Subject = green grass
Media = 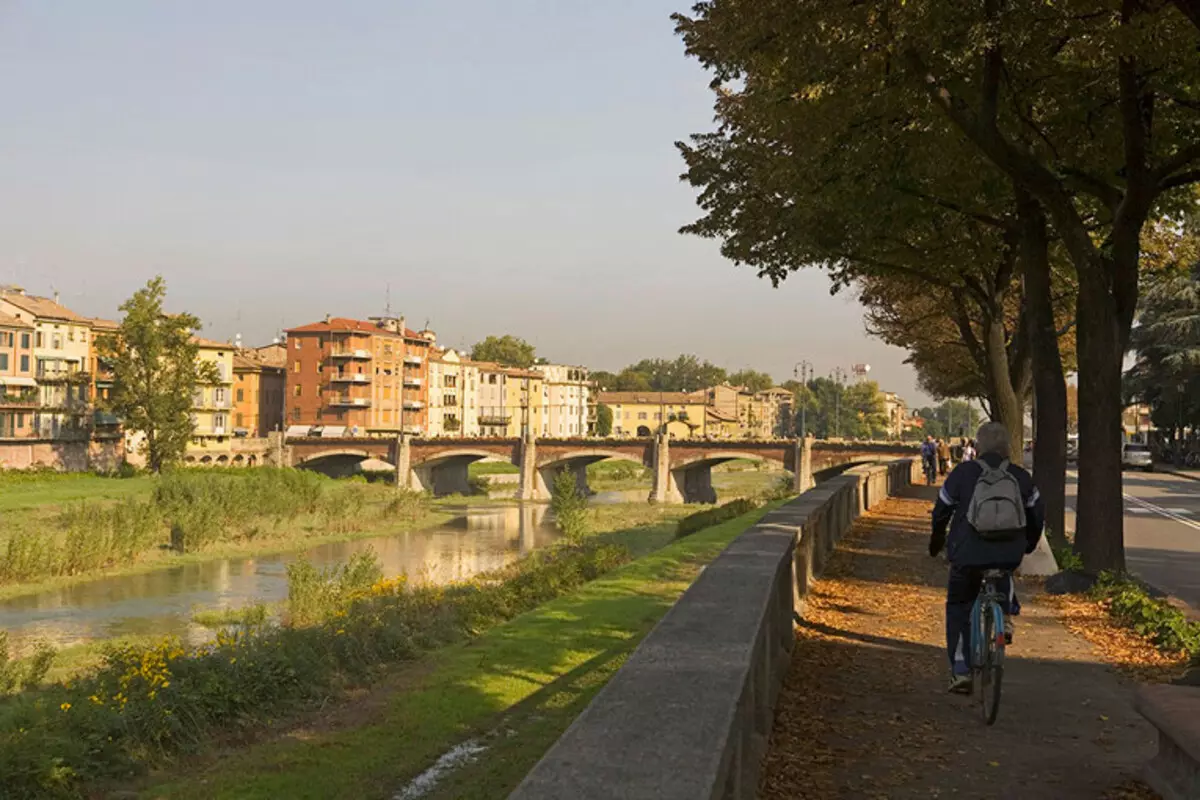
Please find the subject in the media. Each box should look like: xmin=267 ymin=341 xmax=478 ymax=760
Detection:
xmin=136 ymin=500 xmax=784 ymax=800
xmin=467 ymin=461 xmax=520 ymax=476
xmin=0 ymin=473 xmax=155 ymax=513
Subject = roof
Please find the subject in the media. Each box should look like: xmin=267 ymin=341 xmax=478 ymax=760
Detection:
xmin=88 ymin=317 xmax=120 ymax=332
xmin=286 ymin=317 xmax=427 ymax=339
xmin=234 ymin=348 xmax=286 ymax=371
xmin=760 ymin=387 xmax=794 ymax=396
xmin=0 ymin=311 xmax=34 ymax=329
xmin=0 ymin=291 xmax=86 ymax=322
xmin=192 ymin=336 xmax=233 ymax=350
xmin=598 ymin=391 xmax=701 ymax=405
xmin=706 ymin=407 xmax=739 ymax=423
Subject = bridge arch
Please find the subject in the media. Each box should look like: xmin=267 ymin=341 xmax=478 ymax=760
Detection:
xmin=295 ymin=449 xmax=379 ymax=478
xmin=672 ymin=450 xmax=789 ymax=470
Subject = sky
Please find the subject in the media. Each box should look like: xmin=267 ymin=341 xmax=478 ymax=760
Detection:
xmin=0 ymin=1 xmax=928 ymax=405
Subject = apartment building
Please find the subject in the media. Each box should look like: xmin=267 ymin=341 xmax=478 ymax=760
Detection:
xmin=882 ymin=391 xmax=909 ymax=439
xmin=0 ymin=312 xmax=36 ymax=439
xmin=600 ymin=391 xmax=707 ymax=439
xmin=233 ymin=347 xmax=286 ymax=437
xmin=704 ymin=384 xmax=793 ymax=438
xmin=284 ymin=316 xmax=433 ymax=436
xmin=0 ymin=287 xmax=93 ymax=439
xmin=192 ymin=338 xmax=235 ymax=452
xmin=428 ymin=349 xmax=481 ymax=437
xmin=474 ymin=364 xmax=545 ymax=438
xmin=533 ymin=363 xmax=591 ymax=438
xmin=87 ymin=317 xmax=122 ymax=439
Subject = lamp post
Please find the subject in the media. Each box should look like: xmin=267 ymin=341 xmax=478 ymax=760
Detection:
xmin=793 ymin=361 xmax=812 ymax=438
xmin=831 ymin=366 xmax=847 ymax=439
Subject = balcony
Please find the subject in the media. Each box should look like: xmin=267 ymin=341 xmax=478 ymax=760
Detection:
xmin=36 ymin=365 xmax=87 ymax=382
xmin=93 ymin=410 xmax=121 ymax=426
xmin=331 ymin=348 xmax=372 ymax=360
xmin=402 ymin=400 xmax=425 ymax=410
xmin=0 ymin=393 xmax=39 ymax=408
xmin=330 ymin=373 xmax=371 ymax=384
xmin=478 ymin=413 xmax=511 ymax=425
xmin=403 ymin=376 xmax=423 ymax=387
xmin=329 ymin=396 xmax=371 ymax=408
xmin=403 ymin=355 xmax=423 ymax=366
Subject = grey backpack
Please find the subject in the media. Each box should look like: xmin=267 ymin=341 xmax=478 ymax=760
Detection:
xmin=966 ymin=459 xmax=1026 ymax=541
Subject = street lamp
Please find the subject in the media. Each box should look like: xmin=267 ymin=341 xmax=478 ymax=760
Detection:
xmin=793 ymin=361 xmax=812 ymax=438
xmin=831 ymin=366 xmax=847 ymax=439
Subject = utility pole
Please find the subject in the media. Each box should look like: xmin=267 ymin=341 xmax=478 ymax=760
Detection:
xmin=793 ymin=361 xmax=812 ymax=438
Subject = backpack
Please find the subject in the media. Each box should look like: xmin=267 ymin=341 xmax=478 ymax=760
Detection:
xmin=966 ymin=459 xmax=1026 ymax=541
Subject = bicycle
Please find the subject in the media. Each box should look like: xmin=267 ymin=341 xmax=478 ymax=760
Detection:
xmin=970 ymin=568 xmax=1010 ymax=725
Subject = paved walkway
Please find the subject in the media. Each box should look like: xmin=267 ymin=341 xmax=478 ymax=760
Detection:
xmin=760 ymin=486 xmax=1157 ymax=800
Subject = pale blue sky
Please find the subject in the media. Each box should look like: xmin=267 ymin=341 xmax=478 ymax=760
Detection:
xmin=0 ymin=1 xmax=925 ymax=404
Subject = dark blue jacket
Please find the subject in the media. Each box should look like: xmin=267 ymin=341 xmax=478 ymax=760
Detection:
xmin=930 ymin=453 xmax=1044 ymax=567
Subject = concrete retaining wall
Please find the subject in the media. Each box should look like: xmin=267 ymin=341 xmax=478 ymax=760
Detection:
xmin=510 ymin=458 xmax=917 ymax=800
xmin=0 ymin=438 xmax=124 ymax=471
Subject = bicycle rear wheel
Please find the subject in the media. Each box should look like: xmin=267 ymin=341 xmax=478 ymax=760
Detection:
xmin=979 ymin=604 xmax=1004 ymax=725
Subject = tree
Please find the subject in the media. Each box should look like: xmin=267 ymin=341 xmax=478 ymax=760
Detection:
xmin=673 ymin=1 xmax=1200 ymax=574
xmin=595 ymin=403 xmax=614 ymax=437
xmin=728 ymin=369 xmax=774 ymax=393
xmin=613 ymin=368 xmax=652 ymax=392
xmin=98 ymin=277 xmax=218 ymax=473
xmin=471 ymin=335 xmax=536 ymax=368
xmin=1126 ymin=265 xmax=1200 ymax=444
xmin=590 ymin=371 xmax=619 ymax=391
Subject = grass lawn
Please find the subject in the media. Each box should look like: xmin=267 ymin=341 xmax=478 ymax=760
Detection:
xmin=0 ymin=473 xmax=155 ymax=513
xmin=135 ymin=500 xmax=784 ymax=800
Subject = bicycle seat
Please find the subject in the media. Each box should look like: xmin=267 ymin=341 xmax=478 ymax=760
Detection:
xmin=981 ymin=568 xmax=1011 ymax=578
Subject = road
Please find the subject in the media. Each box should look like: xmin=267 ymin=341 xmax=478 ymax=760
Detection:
xmin=1065 ymin=467 xmax=1200 ymax=608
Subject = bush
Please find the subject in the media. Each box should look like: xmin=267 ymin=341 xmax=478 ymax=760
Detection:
xmin=287 ymin=550 xmax=384 ymax=627
xmin=676 ymin=497 xmax=760 ymax=538
xmin=381 ymin=489 xmax=429 ymax=521
xmin=1091 ymin=572 xmax=1200 ymax=657
xmin=0 ymin=540 xmax=632 ymax=797
xmin=550 ymin=469 xmax=589 ymax=540
xmin=0 ymin=632 xmax=52 ymax=697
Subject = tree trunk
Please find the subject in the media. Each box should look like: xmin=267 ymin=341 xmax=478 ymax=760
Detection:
xmin=1018 ymin=194 xmax=1069 ymax=549
xmin=983 ymin=315 xmax=1026 ymax=459
xmin=1072 ymin=274 xmax=1127 ymax=575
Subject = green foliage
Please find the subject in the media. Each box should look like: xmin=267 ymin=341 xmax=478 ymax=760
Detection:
xmin=676 ymin=497 xmax=759 ymax=538
xmin=1126 ymin=265 xmax=1200 ymax=435
xmin=470 ymin=334 xmax=537 ymax=368
xmin=381 ymin=488 xmax=430 ymax=521
xmin=595 ymin=403 xmax=614 ymax=437
xmin=0 ymin=540 xmax=631 ymax=797
xmin=192 ymin=603 xmax=269 ymax=630
xmin=101 ymin=276 xmax=221 ymax=472
xmin=1091 ymin=572 xmax=1200 ymax=657
xmin=550 ymin=469 xmax=589 ymax=540
xmin=1051 ymin=542 xmax=1085 ymax=574
xmin=287 ymin=550 xmax=384 ymax=627
xmin=728 ymin=369 xmax=773 ymax=393
xmin=915 ymin=401 xmax=983 ymax=440
xmin=796 ymin=378 xmax=890 ymax=440
xmin=0 ymin=632 xmax=53 ymax=698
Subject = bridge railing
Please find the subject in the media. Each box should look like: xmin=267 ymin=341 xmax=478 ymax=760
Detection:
xmin=509 ymin=458 xmax=918 ymax=800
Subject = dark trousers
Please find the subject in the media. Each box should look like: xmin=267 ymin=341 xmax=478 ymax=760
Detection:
xmin=945 ymin=564 xmax=1018 ymax=669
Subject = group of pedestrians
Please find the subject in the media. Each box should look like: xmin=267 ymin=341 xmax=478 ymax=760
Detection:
xmin=921 ymin=435 xmax=978 ymax=480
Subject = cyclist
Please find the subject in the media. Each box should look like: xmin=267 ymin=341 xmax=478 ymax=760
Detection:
xmin=920 ymin=435 xmax=938 ymax=483
xmin=928 ymin=422 xmax=1044 ymax=694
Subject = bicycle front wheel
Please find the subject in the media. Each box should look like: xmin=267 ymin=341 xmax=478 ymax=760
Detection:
xmin=979 ymin=604 xmax=1004 ymax=725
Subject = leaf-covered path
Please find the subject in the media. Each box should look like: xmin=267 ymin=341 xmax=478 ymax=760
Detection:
xmin=760 ymin=486 xmax=1157 ymax=800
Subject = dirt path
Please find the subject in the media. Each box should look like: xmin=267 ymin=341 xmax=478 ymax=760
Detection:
xmin=760 ymin=486 xmax=1157 ymax=800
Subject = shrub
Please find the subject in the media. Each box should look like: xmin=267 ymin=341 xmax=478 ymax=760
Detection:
xmin=0 ymin=632 xmax=53 ymax=697
xmin=1091 ymin=572 xmax=1200 ymax=657
xmin=192 ymin=603 xmax=269 ymax=630
xmin=287 ymin=550 xmax=384 ymax=627
xmin=550 ymin=469 xmax=589 ymax=540
xmin=382 ymin=489 xmax=430 ymax=521
xmin=676 ymin=497 xmax=760 ymax=538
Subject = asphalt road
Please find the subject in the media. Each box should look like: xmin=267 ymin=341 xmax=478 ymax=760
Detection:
xmin=1065 ymin=467 xmax=1200 ymax=608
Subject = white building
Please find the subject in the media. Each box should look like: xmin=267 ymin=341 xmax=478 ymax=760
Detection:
xmin=427 ymin=350 xmax=481 ymax=438
xmin=533 ymin=363 xmax=590 ymax=438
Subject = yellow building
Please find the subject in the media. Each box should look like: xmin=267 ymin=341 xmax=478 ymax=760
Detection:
xmin=598 ymin=391 xmax=708 ymax=439
xmin=501 ymin=367 xmax=545 ymax=438
xmin=190 ymin=338 xmax=236 ymax=458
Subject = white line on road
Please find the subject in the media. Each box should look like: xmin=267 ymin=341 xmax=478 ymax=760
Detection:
xmin=1122 ymin=493 xmax=1200 ymax=532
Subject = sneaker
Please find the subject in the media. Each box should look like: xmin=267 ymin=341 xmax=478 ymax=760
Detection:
xmin=948 ymin=673 xmax=973 ymax=695
xmin=1004 ymin=617 xmax=1014 ymax=645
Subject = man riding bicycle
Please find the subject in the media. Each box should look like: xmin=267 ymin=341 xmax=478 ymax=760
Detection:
xmin=928 ymin=422 xmax=1044 ymax=694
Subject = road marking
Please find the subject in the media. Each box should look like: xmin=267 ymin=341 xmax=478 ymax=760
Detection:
xmin=1123 ymin=493 xmax=1200 ymax=532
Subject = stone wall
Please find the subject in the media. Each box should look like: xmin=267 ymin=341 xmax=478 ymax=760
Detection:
xmin=0 ymin=438 xmax=125 ymax=472
xmin=510 ymin=458 xmax=917 ymax=800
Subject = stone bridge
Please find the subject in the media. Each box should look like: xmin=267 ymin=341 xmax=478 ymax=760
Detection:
xmin=279 ymin=433 xmax=917 ymax=504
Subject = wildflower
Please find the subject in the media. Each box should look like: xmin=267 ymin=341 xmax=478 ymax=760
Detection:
xmin=230 ymin=657 xmax=237 ymax=664
xmin=89 ymin=695 xmax=102 ymax=705
xmin=60 ymin=702 xmax=71 ymax=712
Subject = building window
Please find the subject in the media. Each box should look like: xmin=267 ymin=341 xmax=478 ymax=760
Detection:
xmin=52 ymin=334 xmax=62 ymax=349
xmin=68 ymin=329 xmax=74 ymax=342
xmin=20 ymin=333 xmax=29 ymax=349
xmin=35 ymin=332 xmax=43 ymax=348
xmin=214 ymin=388 xmax=226 ymax=405
xmin=236 ymin=413 xmax=244 ymax=427
xmin=292 ymin=407 xmax=301 ymax=420
xmin=19 ymin=355 xmax=27 ymax=372
xmin=293 ymin=361 xmax=301 ymax=372
xmin=0 ymin=354 xmax=6 ymax=371
xmin=236 ymin=388 xmax=244 ymax=402
xmin=0 ymin=332 xmax=8 ymax=346
xmin=293 ymin=385 xmax=302 ymax=397
xmin=294 ymin=339 xmax=300 ymax=349
xmin=637 ymin=412 xmax=647 ymax=420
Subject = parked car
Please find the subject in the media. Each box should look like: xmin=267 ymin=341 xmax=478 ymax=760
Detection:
xmin=1066 ymin=435 xmax=1079 ymax=463
xmin=1121 ymin=442 xmax=1154 ymax=472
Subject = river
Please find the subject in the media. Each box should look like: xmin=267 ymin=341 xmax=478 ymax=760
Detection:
xmin=0 ymin=503 xmax=558 ymax=653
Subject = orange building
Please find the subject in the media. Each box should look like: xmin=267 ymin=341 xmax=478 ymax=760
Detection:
xmin=0 ymin=311 xmax=37 ymax=438
xmin=233 ymin=347 xmax=286 ymax=436
xmin=284 ymin=316 xmax=433 ymax=435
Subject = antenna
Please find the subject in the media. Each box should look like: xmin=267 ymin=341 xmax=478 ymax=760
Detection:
xmin=423 ymin=317 xmax=430 ymax=331
xmin=385 ymin=283 xmax=392 ymax=317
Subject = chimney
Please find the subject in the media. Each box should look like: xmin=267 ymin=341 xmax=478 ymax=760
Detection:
xmin=324 ymin=313 xmax=331 ymax=323
xmin=54 ymin=290 xmax=60 ymax=304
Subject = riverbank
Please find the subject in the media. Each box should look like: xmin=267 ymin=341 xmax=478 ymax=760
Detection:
xmin=131 ymin=499 xmax=782 ymax=799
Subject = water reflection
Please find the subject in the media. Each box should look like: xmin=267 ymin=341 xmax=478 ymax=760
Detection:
xmin=0 ymin=504 xmax=555 ymax=652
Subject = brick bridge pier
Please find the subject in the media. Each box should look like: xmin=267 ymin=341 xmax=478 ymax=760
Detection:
xmin=277 ymin=433 xmax=916 ymax=504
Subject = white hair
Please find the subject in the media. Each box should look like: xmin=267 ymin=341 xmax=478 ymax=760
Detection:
xmin=976 ymin=422 xmax=1011 ymax=458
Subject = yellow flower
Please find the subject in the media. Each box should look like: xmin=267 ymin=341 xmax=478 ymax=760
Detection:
xmin=161 ymin=681 xmax=170 ymax=688
xmin=60 ymin=702 xmax=71 ymax=712
xmin=230 ymin=657 xmax=237 ymax=664
xmin=336 ymin=629 xmax=345 ymax=635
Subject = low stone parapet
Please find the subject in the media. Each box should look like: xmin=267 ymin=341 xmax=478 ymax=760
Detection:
xmin=1136 ymin=684 xmax=1200 ymax=800
xmin=509 ymin=458 xmax=916 ymax=800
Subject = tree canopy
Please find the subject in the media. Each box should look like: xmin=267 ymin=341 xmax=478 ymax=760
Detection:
xmin=471 ymin=335 xmax=537 ymax=368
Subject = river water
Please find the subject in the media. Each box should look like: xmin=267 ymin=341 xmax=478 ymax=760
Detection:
xmin=0 ymin=504 xmax=558 ymax=653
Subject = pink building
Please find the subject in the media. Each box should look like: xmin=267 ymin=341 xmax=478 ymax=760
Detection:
xmin=0 ymin=311 xmax=37 ymax=438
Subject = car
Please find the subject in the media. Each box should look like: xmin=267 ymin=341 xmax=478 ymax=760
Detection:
xmin=1121 ymin=442 xmax=1154 ymax=472
xmin=1066 ymin=436 xmax=1079 ymax=463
